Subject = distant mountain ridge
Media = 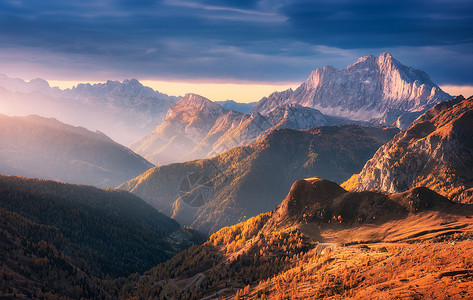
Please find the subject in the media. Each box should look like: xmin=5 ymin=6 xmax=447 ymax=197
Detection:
xmin=64 ymin=79 xmax=179 ymax=133
xmin=0 ymin=75 xmax=179 ymax=145
xmin=131 ymin=53 xmax=450 ymax=165
xmin=0 ymin=114 xmax=153 ymax=187
xmin=251 ymin=53 xmax=451 ymax=125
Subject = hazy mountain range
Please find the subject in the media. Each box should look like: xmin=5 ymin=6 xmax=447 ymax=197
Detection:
xmin=0 ymin=114 xmax=153 ymax=187
xmin=130 ymin=94 xmax=339 ymax=165
xmin=0 ymin=75 xmax=178 ymax=145
xmin=131 ymin=53 xmax=451 ymax=165
xmin=0 ymin=53 xmax=451 ymax=168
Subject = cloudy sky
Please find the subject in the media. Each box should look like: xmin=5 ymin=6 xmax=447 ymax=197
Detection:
xmin=0 ymin=0 xmax=472 ymax=101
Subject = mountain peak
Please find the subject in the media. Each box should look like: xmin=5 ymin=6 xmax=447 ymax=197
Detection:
xmin=348 ymin=53 xmax=397 ymax=69
xmin=348 ymin=54 xmax=376 ymax=68
xmin=253 ymin=53 xmax=451 ymax=122
xmin=174 ymin=93 xmax=223 ymax=112
xmin=182 ymin=93 xmax=211 ymax=103
xmin=162 ymin=93 xmax=226 ymax=127
xmin=378 ymin=52 xmax=393 ymax=60
xmin=275 ymin=177 xmax=347 ymax=226
xmin=123 ymin=78 xmax=142 ymax=85
xmin=376 ymin=52 xmax=402 ymax=69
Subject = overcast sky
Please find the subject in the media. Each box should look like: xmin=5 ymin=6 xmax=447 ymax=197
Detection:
xmin=0 ymin=0 xmax=472 ymax=100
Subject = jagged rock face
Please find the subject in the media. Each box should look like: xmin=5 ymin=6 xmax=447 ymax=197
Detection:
xmin=252 ymin=53 xmax=451 ymax=123
xmin=267 ymin=104 xmax=328 ymax=130
xmin=131 ymin=93 xmax=235 ymax=165
xmin=65 ymin=79 xmax=178 ymax=137
xmin=68 ymin=79 xmax=178 ymax=107
xmin=208 ymin=104 xmax=328 ymax=157
xmin=347 ymin=96 xmax=473 ymax=203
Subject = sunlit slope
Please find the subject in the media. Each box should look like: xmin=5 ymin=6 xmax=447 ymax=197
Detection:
xmin=117 ymin=177 xmax=473 ymax=299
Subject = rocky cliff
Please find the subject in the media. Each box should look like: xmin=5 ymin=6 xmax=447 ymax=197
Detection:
xmin=344 ymin=95 xmax=473 ymax=203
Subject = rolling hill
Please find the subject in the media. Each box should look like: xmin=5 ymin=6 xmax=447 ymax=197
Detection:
xmin=121 ymin=125 xmax=398 ymax=233
xmin=0 ymin=114 xmax=154 ymax=187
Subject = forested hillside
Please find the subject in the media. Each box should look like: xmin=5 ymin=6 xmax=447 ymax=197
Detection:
xmin=0 ymin=175 xmax=202 ymax=279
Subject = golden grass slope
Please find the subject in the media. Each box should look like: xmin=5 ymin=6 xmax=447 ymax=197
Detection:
xmin=116 ymin=178 xmax=473 ymax=299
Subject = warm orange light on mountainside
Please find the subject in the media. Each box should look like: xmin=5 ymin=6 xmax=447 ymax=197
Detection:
xmin=116 ymin=177 xmax=473 ymax=299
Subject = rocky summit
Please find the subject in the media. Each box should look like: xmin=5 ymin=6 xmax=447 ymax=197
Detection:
xmin=252 ymin=53 xmax=451 ymax=125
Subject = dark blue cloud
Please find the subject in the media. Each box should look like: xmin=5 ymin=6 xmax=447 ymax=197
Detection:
xmin=195 ymin=0 xmax=259 ymax=9
xmin=0 ymin=0 xmax=471 ymax=86
xmin=280 ymin=0 xmax=473 ymax=48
